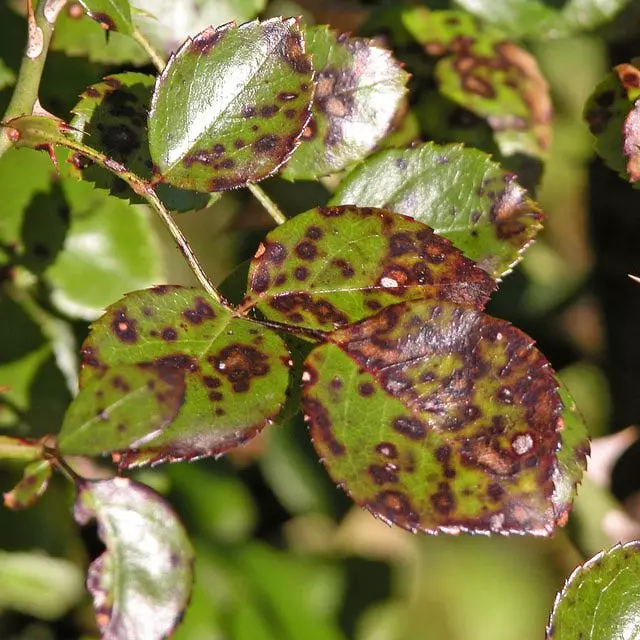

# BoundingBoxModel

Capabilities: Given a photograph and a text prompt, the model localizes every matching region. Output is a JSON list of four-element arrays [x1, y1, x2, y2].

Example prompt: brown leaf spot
[[375, 442, 398, 458], [183, 297, 216, 325], [202, 376, 221, 388], [111, 309, 138, 343], [369, 463, 400, 485], [161, 328, 178, 341], [430, 482, 455, 515], [294, 266, 309, 281], [295, 241, 317, 260], [358, 382, 375, 397], [251, 266, 270, 293], [211, 344, 270, 393], [306, 398, 345, 455], [279, 30, 313, 74], [111, 375, 130, 392], [306, 226, 323, 240], [371, 490, 420, 529], [190, 25, 228, 54], [253, 135, 278, 153], [392, 416, 427, 440]]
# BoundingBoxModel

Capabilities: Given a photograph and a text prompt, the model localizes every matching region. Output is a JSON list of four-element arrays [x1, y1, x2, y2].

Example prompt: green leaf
[[0, 57, 15, 91], [453, 0, 631, 40], [303, 300, 567, 536], [77, 0, 133, 34], [0, 551, 84, 620], [53, 5, 149, 66], [584, 62, 640, 185], [547, 541, 640, 639], [74, 476, 194, 638], [70, 72, 209, 211], [281, 26, 409, 180], [331, 143, 543, 279], [130, 0, 267, 55], [3, 460, 53, 510], [244, 205, 496, 331], [551, 384, 590, 526], [59, 287, 291, 467], [148, 19, 314, 192]]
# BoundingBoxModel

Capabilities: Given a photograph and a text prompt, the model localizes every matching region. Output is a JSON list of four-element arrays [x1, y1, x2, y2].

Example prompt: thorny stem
[[248, 183, 288, 225], [133, 26, 165, 73], [0, 0, 67, 159]]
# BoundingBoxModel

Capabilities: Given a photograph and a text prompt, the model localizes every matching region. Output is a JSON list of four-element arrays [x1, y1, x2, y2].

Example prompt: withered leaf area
[[59, 286, 291, 468], [303, 299, 575, 536], [244, 205, 496, 332]]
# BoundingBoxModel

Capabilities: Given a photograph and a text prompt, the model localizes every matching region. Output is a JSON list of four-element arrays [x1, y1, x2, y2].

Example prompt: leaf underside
[[3, 460, 53, 511], [303, 299, 567, 536], [244, 205, 496, 332], [282, 25, 409, 180], [148, 18, 314, 192], [59, 286, 291, 468], [331, 142, 543, 279], [547, 541, 640, 639], [74, 477, 194, 639]]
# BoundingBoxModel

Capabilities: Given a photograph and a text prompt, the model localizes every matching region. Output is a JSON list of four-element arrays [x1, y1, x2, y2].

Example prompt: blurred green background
[[2, 0, 640, 638]]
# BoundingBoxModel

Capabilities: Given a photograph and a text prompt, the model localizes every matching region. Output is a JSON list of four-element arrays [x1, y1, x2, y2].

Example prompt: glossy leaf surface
[[70, 73, 208, 211], [148, 19, 314, 192], [585, 62, 640, 185], [303, 300, 566, 536], [282, 26, 408, 180], [77, 0, 133, 34], [387, 8, 552, 161], [59, 287, 290, 467], [130, 0, 266, 56], [244, 205, 496, 331], [74, 477, 194, 639], [547, 541, 640, 639], [453, 0, 631, 40], [3, 460, 53, 510], [331, 143, 542, 279]]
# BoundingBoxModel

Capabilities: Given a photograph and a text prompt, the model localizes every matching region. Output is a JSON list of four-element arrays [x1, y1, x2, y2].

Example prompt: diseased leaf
[[546, 541, 640, 639], [74, 477, 194, 639], [3, 460, 53, 510], [585, 62, 640, 185], [59, 287, 291, 467], [551, 384, 590, 526], [303, 300, 567, 536], [148, 19, 314, 192], [130, 0, 267, 56], [282, 26, 409, 180], [77, 0, 133, 34], [244, 205, 495, 331], [70, 72, 209, 211], [453, 0, 631, 40], [330, 143, 543, 279]]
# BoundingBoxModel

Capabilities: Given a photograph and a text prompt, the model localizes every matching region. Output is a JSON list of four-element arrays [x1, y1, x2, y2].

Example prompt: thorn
[[629, 274, 640, 284], [42, 144, 59, 172], [25, 0, 44, 59]]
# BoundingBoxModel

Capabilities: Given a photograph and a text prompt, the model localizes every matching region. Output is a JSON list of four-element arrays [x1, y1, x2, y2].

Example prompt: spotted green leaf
[[244, 205, 496, 332], [281, 26, 409, 180], [70, 73, 209, 211], [303, 300, 568, 536], [148, 19, 314, 193], [130, 0, 266, 56], [453, 0, 631, 40], [546, 541, 640, 639], [77, 0, 133, 34], [3, 460, 52, 511], [331, 143, 543, 279], [74, 477, 193, 638], [584, 62, 640, 186], [59, 287, 291, 467]]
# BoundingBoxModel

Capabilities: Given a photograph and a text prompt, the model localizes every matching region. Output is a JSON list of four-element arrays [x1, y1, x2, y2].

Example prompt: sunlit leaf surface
[[303, 300, 568, 536], [331, 143, 542, 279], [244, 205, 495, 331], [148, 19, 314, 192], [282, 26, 408, 180], [74, 477, 194, 639], [59, 287, 290, 467], [547, 541, 640, 639]]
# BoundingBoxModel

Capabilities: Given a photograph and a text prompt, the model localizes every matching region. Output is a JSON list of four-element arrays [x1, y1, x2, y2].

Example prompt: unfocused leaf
[[584, 62, 640, 185], [130, 0, 267, 55], [148, 19, 314, 192], [244, 205, 495, 331], [0, 551, 84, 620], [74, 476, 194, 639], [4, 460, 53, 510], [331, 143, 543, 279], [77, 0, 133, 34], [70, 72, 209, 211], [59, 287, 291, 467], [0, 57, 15, 91], [282, 26, 409, 180], [546, 541, 640, 639], [453, 0, 631, 40], [303, 300, 568, 536]]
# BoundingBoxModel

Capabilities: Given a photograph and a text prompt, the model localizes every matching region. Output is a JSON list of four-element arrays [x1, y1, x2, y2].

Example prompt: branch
[[0, 0, 67, 159], [248, 183, 288, 225], [132, 26, 165, 73]]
